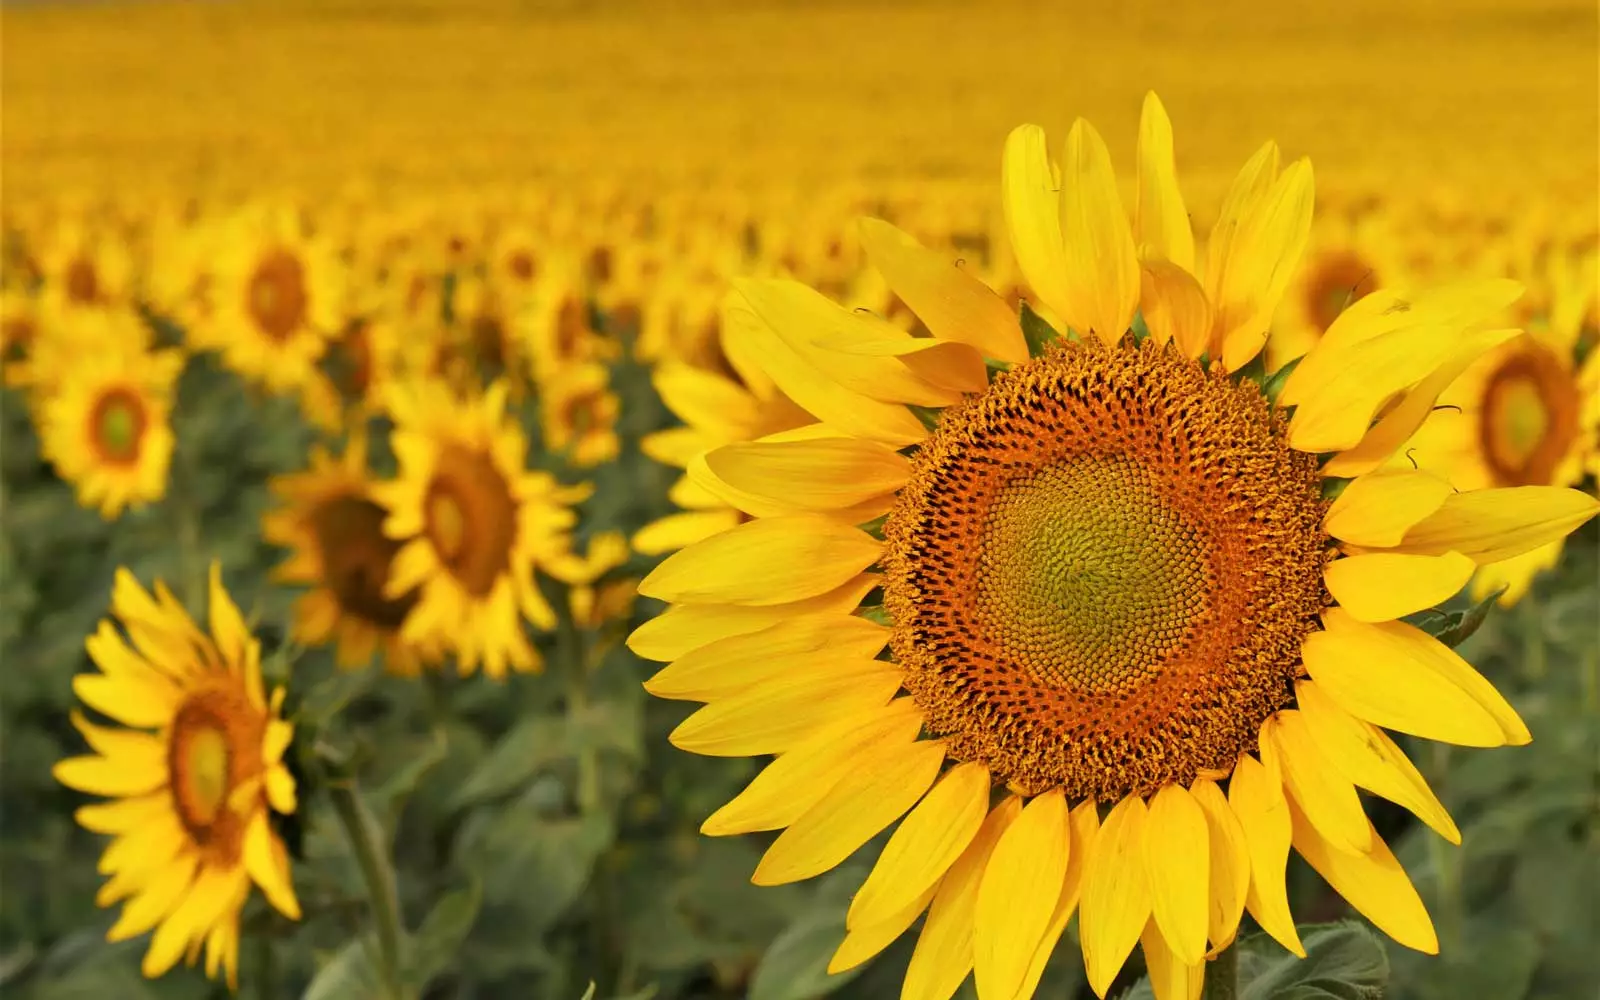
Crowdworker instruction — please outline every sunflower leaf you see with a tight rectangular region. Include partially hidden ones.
[406,876,483,992]
[1122,922,1388,1000]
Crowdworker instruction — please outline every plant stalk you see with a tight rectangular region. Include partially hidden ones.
[328,780,405,999]
[1204,939,1238,1000]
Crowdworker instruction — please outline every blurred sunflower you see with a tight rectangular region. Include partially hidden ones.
[203,207,344,395]
[548,530,635,631]
[631,319,814,556]
[373,379,588,678]
[538,360,621,468]
[262,435,435,676]
[630,94,1600,1000]
[1405,261,1600,605]
[54,565,300,987]
[1269,208,1405,369]
[36,310,183,519]
[36,219,135,313]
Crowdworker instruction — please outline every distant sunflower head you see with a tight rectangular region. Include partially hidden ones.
[373,379,588,679]
[37,313,184,520]
[54,565,300,987]
[263,435,435,676]
[538,360,621,468]
[631,94,1600,1000]
[208,208,344,394]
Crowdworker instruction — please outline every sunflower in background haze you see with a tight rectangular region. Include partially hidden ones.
[629,94,1600,1000]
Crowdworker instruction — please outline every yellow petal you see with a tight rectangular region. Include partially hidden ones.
[108,853,199,942]
[1079,795,1154,998]
[645,612,889,701]
[1139,259,1213,359]
[630,509,744,558]
[857,217,1028,363]
[1203,141,1280,306]
[848,761,990,930]
[974,789,1070,1000]
[735,278,966,408]
[243,809,300,919]
[698,437,910,514]
[723,291,928,447]
[1189,779,1248,953]
[1140,919,1205,1000]
[1265,711,1372,855]
[668,665,903,756]
[206,562,252,668]
[1134,92,1194,272]
[1217,158,1315,372]
[1012,799,1102,999]
[1324,550,1475,622]
[1384,486,1600,567]
[1323,469,1454,547]
[75,792,169,834]
[1288,801,1438,954]
[902,797,1024,1000]
[752,738,945,885]
[1227,754,1304,957]
[1001,124,1074,325]
[1303,610,1524,747]
[651,362,760,433]
[1143,784,1210,964]
[828,880,939,974]
[701,700,925,836]
[1059,118,1140,342]
[1295,680,1459,844]
[625,575,879,662]
[55,752,167,798]
[638,515,881,606]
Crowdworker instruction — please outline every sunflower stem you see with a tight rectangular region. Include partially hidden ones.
[328,779,405,999]
[1203,939,1238,1000]
[254,925,277,1000]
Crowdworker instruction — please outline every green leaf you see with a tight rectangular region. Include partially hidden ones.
[374,727,451,832]
[298,663,382,728]
[747,908,862,1000]
[1019,302,1059,357]
[302,936,387,1000]
[407,876,483,991]
[1237,921,1388,1000]
[448,717,570,811]
[1428,585,1506,649]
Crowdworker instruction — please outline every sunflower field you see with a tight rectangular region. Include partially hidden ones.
[2,1,1598,999]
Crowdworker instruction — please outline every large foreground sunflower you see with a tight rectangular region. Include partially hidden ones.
[262,435,435,676]
[35,310,184,519]
[630,94,1600,1000]
[373,379,588,678]
[54,565,300,986]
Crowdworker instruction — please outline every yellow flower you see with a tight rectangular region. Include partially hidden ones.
[629,94,1600,1000]
[373,379,587,679]
[1269,206,1407,370]
[35,218,136,313]
[54,565,300,988]
[632,317,814,556]
[548,530,635,630]
[539,360,621,468]
[201,206,344,396]
[35,310,182,519]
[1404,255,1598,605]
[262,435,436,676]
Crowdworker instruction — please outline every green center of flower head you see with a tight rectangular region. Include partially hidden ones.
[1480,341,1579,487]
[98,400,138,455]
[978,454,1209,693]
[182,725,231,827]
[90,389,145,462]
[884,339,1330,800]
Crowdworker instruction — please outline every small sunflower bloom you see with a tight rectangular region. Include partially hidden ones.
[630,94,1600,1000]
[35,310,183,519]
[373,379,588,679]
[54,565,300,988]
[262,434,437,676]
[539,360,622,468]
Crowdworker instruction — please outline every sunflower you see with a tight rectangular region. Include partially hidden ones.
[629,94,1600,1000]
[202,207,344,396]
[631,316,815,557]
[54,564,300,987]
[373,379,588,679]
[36,219,135,313]
[1269,206,1405,370]
[36,311,183,519]
[547,530,635,630]
[262,434,436,676]
[1404,258,1599,605]
[538,360,621,468]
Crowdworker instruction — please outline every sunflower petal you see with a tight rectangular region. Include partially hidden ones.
[848,760,989,931]
[697,437,910,514]
[638,515,881,607]
[1266,711,1373,855]
[1189,778,1249,952]
[1323,469,1455,547]
[626,575,880,662]
[1295,680,1459,844]
[1059,119,1140,342]
[645,612,889,701]
[243,810,300,919]
[828,880,939,974]
[1217,158,1316,371]
[1080,795,1154,998]
[974,789,1070,1000]
[1135,92,1194,271]
[1140,918,1205,1000]
[1288,801,1438,954]
[1324,550,1475,622]
[1013,799,1102,999]
[1140,259,1213,359]
[668,665,903,756]
[1227,754,1304,957]
[1384,486,1600,566]
[1304,610,1525,746]
[1143,784,1210,964]
[751,738,946,885]
[1002,124,1073,324]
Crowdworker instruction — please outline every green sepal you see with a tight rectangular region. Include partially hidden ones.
[907,405,942,432]
[1262,355,1303,405]
[1019,301,1059,357]
[1412,585,1507,649]
[1129,310,1151,345]
[1321,476,1353,502]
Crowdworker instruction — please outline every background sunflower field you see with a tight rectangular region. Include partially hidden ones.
[1,1,1596,999]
